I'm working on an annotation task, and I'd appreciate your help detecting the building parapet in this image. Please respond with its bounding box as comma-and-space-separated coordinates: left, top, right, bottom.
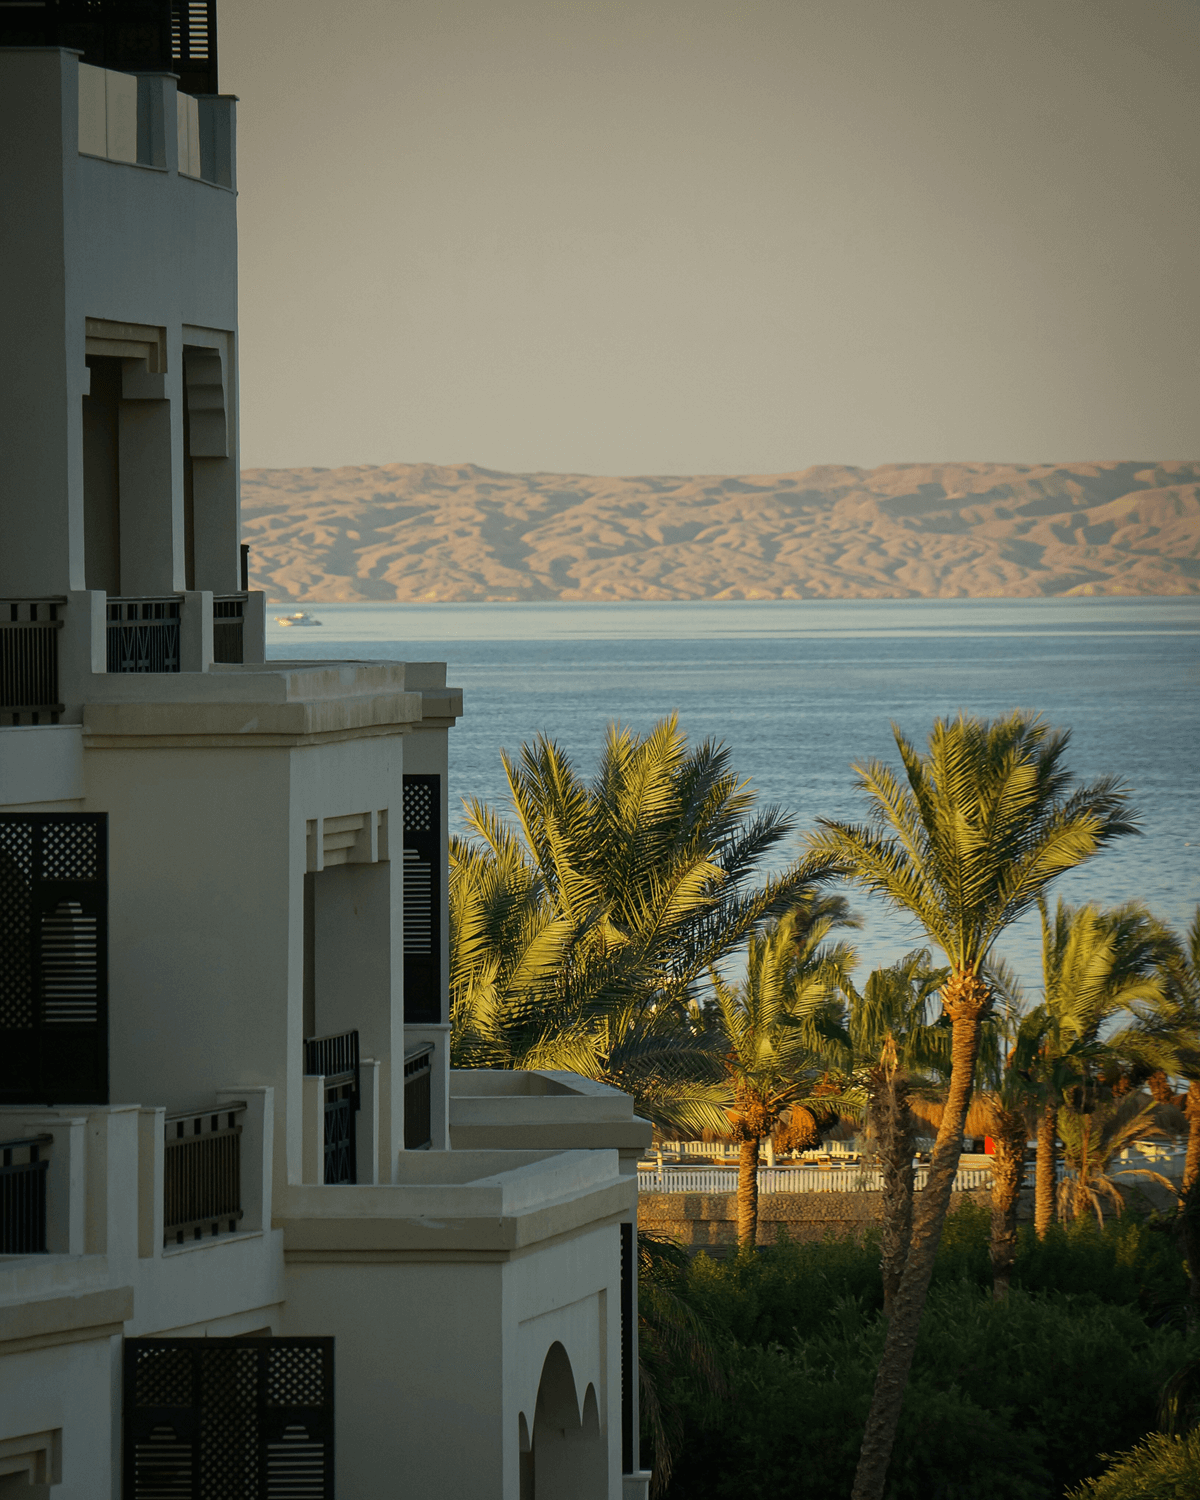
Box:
76, 59, 234, 186
76, 660, 424, 744
449, 1070, 653, 1170
277, 1147, 632, 1256
404, 662, 465, 725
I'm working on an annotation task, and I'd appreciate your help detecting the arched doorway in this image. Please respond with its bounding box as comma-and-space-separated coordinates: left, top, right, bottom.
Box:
520, 1342, 607, 1500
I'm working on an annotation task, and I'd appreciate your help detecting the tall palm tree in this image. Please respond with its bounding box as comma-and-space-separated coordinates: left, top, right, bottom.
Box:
909, 963, 1042, 1300
1030, 899, 1177, 1237
807, 711, 1138, 1500
1155, 909, 1200, 1322
840, 950, 948, 1313
708, 901, 858, 1247
450, 716, 841, 1133
1163, 909, 1200, 1191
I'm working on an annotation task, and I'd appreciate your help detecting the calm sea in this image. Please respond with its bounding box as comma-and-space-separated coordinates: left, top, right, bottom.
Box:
267, 598, 1200, 992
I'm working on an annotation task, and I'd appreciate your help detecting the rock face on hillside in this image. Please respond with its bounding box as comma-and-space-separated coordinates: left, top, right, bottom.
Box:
240, 459, 1200, 601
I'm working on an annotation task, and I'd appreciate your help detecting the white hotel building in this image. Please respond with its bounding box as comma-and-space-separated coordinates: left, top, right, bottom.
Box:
0, 5, 651, 1495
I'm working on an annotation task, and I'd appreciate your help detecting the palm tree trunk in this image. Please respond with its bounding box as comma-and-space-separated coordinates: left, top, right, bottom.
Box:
850, 987, 985, 1500
872, 1063, 915, 1316
1034, 1102, 1057, 1238
1184, 1080, 1200, 1193
1180, 1177, 1200, 1331
737, 1137, 760, 1249
989, 1109, 1026, 1299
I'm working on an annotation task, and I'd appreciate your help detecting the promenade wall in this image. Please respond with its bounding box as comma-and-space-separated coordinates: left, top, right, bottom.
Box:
639, 1187, 994, 1254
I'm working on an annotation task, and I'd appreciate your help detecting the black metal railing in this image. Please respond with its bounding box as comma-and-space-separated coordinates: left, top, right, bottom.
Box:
304, 1030, 360, 1185
404, 1044, 433, 1151
163, 1104, 244, 1245
1, 599, 64, 725
0, 1134, 52, 1254
107, 596, 181, 674
212, 594, 246, 664
303, 1030, 360, 1095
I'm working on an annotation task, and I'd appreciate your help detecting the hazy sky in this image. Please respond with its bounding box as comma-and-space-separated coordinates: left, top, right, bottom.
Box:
222, 0, 1199, 475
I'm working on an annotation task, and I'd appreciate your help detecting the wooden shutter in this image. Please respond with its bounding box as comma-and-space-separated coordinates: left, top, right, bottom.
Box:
402, 775, 440, 1024
0, 813, 108, 1105
123, 1336, 335, 1499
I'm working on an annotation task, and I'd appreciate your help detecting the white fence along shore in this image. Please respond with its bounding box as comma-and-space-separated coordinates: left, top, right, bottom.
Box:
637, 1165, 995, 1195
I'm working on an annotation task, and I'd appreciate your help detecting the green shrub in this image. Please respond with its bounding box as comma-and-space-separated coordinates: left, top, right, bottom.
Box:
1012, 1215, 1187, 1318
683, 1230, 886, 1346
668, 1324, 1052, 1500
1065, 1429, 1200, 1499
662, 1221, 1196, 1499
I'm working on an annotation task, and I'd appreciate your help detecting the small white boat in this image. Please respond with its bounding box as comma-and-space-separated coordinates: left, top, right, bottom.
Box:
274, 610, 322, 627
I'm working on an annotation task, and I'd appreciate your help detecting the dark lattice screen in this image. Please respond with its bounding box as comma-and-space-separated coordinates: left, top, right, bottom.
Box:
123, 1337, 335, 1499
0, 814, 108, 1106
402, 775, 440, 1024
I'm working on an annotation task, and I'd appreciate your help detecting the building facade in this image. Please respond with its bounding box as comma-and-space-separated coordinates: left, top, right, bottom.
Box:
0, 16, 651, 1497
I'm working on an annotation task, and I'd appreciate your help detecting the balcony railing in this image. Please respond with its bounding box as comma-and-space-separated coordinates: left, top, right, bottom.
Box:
163, 1103, 244, 1245
304, 1030, 359, 1185
212, 593, 247, 664
1, 599, 64, 724
404, 1044, 433, 1151
0, 1134, 52, 1254
107, 596, 181, 673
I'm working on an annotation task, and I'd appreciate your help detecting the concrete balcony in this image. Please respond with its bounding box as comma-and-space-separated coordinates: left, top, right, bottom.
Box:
79, 657, 424, 744
449, 1071, 652, 1173
0, 1091, 282, 1340
276, 1146, 632, 1498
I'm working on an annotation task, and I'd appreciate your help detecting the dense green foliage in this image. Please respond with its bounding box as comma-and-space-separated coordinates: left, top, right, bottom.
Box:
650, 1207, 1195, 1499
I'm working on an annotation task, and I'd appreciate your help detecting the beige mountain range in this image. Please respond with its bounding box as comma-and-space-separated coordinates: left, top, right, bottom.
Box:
240, 459, 1200, 603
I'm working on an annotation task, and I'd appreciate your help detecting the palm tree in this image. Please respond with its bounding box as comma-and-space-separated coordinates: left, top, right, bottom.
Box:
1163, 909, 1200, 1191
840, 950, 948, 1313
1155, 909, 1200, 1322
909, 964, 1043, 1300
707, 900, 858, 1247
1030, 899, 1177, 1237
977, 965, 1040, 1299
1056, 1091, 1177, 1223
450, 716, 841, 1133
807, 711, 1138, 1500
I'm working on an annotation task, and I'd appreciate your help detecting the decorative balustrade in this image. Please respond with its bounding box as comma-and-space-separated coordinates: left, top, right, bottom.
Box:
303, 1030, 360, 1093
1, 599, 64, 724
304, 1030, 359, 1185
404, 1044, 433, 1151
163, 1102, 245, 1245
637, 1165, 995, 1195
212, 593, 246, 664
0, 1134, 52, 1254
107, 596, 181, 674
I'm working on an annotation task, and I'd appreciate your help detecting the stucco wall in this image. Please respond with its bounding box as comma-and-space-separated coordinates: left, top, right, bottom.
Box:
638, 1188, 993, 1253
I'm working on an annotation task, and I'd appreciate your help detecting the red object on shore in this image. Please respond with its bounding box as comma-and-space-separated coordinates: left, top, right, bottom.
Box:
984, 1136, 995, 1154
